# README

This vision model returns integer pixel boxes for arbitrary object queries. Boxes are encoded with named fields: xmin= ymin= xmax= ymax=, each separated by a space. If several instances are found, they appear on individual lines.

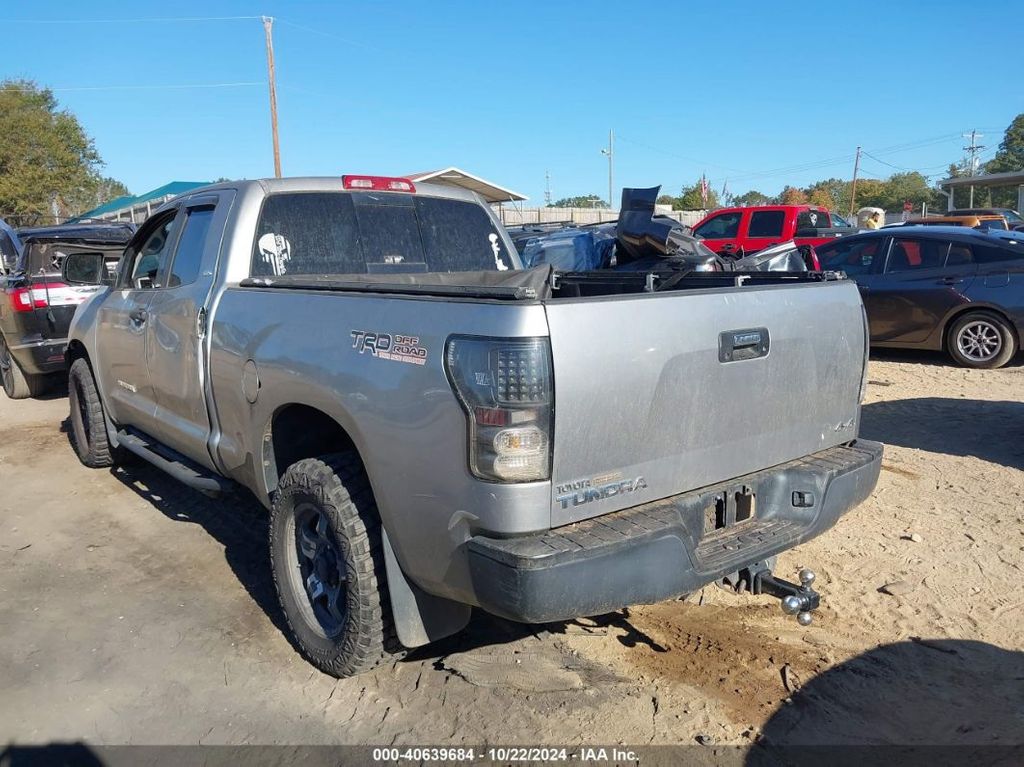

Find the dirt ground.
xmin=1 ymin=350 xmax=1022 ymax=750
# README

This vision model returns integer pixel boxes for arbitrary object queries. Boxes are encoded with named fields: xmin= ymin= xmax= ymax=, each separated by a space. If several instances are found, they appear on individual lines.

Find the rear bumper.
xmin=467 ymin=440 xmax=883 ymax=623
xmin=9 ymin=337 xmax=68 ymax=375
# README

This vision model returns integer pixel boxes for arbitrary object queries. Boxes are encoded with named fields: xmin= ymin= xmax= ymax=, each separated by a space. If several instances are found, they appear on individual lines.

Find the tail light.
xmin=9 ymin=287 xmax=34 ymax=312
xmin=445 ymin=336 xmax=553 ymax=483
xmin=9 ymin=282 xmax=70 ymax=313
xmin=342 ymin=175 xmax=416 ymax=193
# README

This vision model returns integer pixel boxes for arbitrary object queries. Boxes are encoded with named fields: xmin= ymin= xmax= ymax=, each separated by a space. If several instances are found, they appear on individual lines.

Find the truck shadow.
xmin=860 ymin=397 xmax=1024 ymax=470
xmin=405 ymin=607 xmax=668 ymax=666
xmin=103 ymin=458 xmax=292 ymax=639
xmin=747 ymin=638 xmax=1024 ymax=757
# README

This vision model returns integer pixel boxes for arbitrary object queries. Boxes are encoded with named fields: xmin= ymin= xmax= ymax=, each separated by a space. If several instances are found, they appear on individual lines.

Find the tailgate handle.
xmin=719 ymin=327 xmax=770 ymax=362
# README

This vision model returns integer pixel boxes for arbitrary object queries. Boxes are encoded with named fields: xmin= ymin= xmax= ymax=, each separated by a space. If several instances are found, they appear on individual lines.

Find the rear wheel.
xmin=0 ymin=335 xmax=37 ymax=399
xmin=947 ymin=311 xmax=1017 ymax=369
xmin=269 ymin=453 xmax=398 ymax=678
xmin=68 ymin=357 xmax=120 ymax=467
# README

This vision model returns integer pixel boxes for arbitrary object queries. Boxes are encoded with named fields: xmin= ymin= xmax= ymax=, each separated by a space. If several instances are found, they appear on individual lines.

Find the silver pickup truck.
xmin=63 ymin=176 xmax=882 ymax=678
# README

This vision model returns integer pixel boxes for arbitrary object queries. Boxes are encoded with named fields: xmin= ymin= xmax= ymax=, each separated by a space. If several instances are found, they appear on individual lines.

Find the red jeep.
xmin=692 ymin=205 xmax=853 ymax=262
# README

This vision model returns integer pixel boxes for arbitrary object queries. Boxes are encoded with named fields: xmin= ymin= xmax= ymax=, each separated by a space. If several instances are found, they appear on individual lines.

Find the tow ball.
xmin=751 ymin=568 xmax=820 ymax=626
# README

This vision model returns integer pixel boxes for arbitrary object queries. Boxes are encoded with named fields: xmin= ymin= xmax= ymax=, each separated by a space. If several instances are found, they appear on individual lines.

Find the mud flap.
xmin=382 ymin=529 xmax=471 ymax=648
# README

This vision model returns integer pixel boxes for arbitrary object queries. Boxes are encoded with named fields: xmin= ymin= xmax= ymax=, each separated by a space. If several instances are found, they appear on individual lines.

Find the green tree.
xmin=550 ymin=195 xmax=608 ymax=208
xmin=986 ymin=114 xmax=1024 ymax=174
xmin=879 ymin=171 xmax=933 ymax=212
xmin=732 ymin=190 xmax=770 ymax=207
xmin=850 ymin=178 xmax=887 ymax=210
xmin=805 ymin=178 xmax=850 ymax=212
xmin=779 ymin=186 xmax=808 ymax=205
xmin=674 ymin=180 xmax=719 ymax=210
xmin=981 ymin=113 xmax=1024 ymax=207
xmin=0 ymin=80 xmax=127 ymax=224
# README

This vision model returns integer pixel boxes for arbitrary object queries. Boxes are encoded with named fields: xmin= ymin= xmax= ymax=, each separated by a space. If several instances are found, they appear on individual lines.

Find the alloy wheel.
xmin=287 ymin=503 xmax=349 ymax=638
xmin=956 ymin=320 xmax=1002 ymax=363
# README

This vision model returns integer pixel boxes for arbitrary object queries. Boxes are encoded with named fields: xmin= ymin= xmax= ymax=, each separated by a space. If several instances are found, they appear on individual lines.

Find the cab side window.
xmin=128 ymin=213 xmax=179 ymax=289
xmin=693 ymin=211 xmax=741 ymax=239
xmin=165 ymin=206 xmax=215 ymax=287
xmin=885 ymin=238 xmax=946 ymax=273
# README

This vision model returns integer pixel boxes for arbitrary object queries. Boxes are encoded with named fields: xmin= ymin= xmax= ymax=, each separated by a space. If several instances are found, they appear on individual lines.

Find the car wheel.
xmin=68 ymin=357 xmax=121 ymax=467
xmin=0 ymin=335 xmax=37 ymax=399
xmin=947 ymin=311 xmax=1017 ymax=369
xmin=270 ymin=453 xmax=399 ymax=678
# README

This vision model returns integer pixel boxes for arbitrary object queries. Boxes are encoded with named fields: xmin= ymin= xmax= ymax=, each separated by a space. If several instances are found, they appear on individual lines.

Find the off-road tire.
xmin=0 ymin=335 xmax=37 ymax=399
xmin=947 ymin=311 xmax=1017 ymax=369
xmin=270 ymin=453 xmax=398 ymax=678
xmin=68 ymin=357 xmax=120 ymax=467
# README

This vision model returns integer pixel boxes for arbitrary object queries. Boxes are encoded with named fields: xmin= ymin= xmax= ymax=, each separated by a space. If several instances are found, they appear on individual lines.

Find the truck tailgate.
xmin=544 ymin=279 xmax=865 ymax=526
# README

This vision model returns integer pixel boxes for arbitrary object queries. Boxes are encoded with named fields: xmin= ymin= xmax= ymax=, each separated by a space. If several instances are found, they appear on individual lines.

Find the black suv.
xmin=816 ymin=226 xmax=1024 ymax=369
xmin=0 ymin=222 xmax=132 ymax=398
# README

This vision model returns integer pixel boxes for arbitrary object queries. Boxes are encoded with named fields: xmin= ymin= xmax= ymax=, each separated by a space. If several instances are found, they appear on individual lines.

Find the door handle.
xmin=129 ymin=308 xmax=148 ymax=324
xmin=938 ymin=277 xmax=962 ymax=285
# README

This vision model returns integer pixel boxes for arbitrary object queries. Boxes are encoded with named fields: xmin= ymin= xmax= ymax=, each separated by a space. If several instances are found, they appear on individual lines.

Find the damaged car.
xmin=517 ymin=186 xmax=815 ymax=274
xmin=0 ymin=222 xmax=133 ymax=398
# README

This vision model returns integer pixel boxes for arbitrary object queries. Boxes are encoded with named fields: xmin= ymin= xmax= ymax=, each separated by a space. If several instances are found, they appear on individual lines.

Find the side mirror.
xmin=63 ymin=251 xmax=116 ymax=286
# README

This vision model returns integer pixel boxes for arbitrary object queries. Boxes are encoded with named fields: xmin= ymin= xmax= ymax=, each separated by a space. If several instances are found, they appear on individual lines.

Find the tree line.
xmin=0 ymin=80 xmax=129 ymax=226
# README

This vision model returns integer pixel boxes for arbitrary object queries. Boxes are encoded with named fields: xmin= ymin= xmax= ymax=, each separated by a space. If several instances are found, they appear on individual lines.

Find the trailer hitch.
xmin=750 ymin=567 xmax=820 ymax=626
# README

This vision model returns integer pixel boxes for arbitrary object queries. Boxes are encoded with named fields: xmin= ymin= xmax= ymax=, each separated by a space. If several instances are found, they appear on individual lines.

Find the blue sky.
xmin=2 ymin=1 xmax=1020 ymax=205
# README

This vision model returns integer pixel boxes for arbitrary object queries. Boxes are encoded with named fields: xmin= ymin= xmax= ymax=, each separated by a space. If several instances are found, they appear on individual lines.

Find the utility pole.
xmin=600 ymin=129 xmax=614 ymax=210
xmin=544 ymin=170 xmax=552 ymax=207
xmin=848 ymin=146 xmax=861 ymax=218
xmin=262 ymin=16 xmax=282 ymax=178
xmin=962 ymin=129 xmax=985 ymax=207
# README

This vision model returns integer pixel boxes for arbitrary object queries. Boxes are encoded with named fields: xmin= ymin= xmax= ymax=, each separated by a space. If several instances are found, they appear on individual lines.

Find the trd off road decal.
xmin=351 ymin=330 xmax=428 ymax=366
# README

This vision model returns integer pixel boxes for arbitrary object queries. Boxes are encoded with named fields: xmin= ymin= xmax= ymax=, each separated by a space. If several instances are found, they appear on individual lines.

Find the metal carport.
xmin=937 ymin=170 xmax=1024 ymax=211
xmin=406 ymin=167 xmax=527 ymax=204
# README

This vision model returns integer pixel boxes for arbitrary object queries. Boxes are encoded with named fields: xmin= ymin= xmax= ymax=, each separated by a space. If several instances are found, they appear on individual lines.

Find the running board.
xmin=116 ymin=429 xmax=236 ymax=496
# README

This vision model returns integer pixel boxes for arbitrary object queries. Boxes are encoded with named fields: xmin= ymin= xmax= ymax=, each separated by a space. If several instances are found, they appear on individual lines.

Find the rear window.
xmin=973 ymin=243 xmax=1024 ymax=263
xmin=251 ymin=192 xmax=511 ymax=277
xmin=23 ymin=241 xmax=123 ymax=276
xmin=976 ymin=219 xmax=1008 ymax=231
xmin=796 ymin=210 xmax=828 ymax=230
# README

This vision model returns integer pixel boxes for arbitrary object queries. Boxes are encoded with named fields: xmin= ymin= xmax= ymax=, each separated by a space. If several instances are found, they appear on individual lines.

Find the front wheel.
xmin=947 ymin=311 xmax=1017 ymax=369
xmin=68 ymin=357 xmax=121 ymax=467
xmin=269 ymin=453 xmax=398 ymax=678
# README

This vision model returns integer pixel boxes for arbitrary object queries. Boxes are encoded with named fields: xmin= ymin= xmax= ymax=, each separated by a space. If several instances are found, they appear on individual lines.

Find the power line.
xmin=0 ymin=15 xmax=261 ymax=23
xmin=275 ymin=18 xmax=379 ymax=51
xmin=3 ymin=82 xmax=262 ymax=92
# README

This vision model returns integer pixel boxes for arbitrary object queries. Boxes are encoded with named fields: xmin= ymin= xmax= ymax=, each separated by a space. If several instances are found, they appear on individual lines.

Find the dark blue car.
xmin=815 ymin=226 xmax=1024 ymax=368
